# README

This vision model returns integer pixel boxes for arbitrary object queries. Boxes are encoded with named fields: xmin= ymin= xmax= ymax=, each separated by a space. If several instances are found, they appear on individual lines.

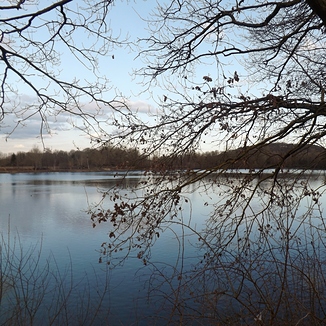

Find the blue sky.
xmin=0 ymin=0 xmax=248 ymax=155
xmin=0 ymin=1 xmax=159 ymax=154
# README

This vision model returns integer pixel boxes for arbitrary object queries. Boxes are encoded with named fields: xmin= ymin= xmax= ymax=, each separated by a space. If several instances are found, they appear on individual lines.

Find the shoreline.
xmin=0 ymin=166 xmax=119 ymax=174
xmin=1 ymin=167 xmax=325 ymax=177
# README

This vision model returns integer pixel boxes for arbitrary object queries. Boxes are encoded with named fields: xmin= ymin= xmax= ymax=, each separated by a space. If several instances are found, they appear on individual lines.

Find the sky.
xmin=0 ymin=1 xmax=160 ymax=154
xmin=0 ymin=0 xmax=247 ymax=156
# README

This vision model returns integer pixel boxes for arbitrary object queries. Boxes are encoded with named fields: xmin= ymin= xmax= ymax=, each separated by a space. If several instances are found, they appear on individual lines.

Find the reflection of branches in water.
xmin=90 ymin=172 xmax=195 ymax=266
xmin=145 ymin=173 xmax=326 ymax=324
xmin=91 ymin=170 xmax=326 ymax=324
xmin=0 ymin=229 xmax=112 ymax=325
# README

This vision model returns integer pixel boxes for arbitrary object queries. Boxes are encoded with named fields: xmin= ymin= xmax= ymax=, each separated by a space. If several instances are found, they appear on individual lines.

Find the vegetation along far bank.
xmin=0 ymin=142 xmax=325 ymax=173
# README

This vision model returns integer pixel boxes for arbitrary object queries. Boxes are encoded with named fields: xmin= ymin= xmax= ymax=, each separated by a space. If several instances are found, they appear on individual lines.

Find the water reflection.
xmin=0 ymin=171 xmax=326 ymax=324
xmin=0 ymin=172 xmax=179 ymax=325
xmin=141 ymin=172 xmax=326 ymax=324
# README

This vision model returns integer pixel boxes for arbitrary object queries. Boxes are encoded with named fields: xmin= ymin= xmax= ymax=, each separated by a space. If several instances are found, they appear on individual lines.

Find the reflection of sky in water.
xmin=0 ymin=171 xmax=325 ymax=324
xmin=0 ymin=172 xmax=209 ymax=324
xmin=0 ymin=172 xmax=152 ymax=324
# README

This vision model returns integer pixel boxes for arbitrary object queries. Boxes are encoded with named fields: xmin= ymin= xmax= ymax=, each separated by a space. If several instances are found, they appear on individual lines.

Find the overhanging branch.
xmin=306 ymin=0 xmax=326 ymax=26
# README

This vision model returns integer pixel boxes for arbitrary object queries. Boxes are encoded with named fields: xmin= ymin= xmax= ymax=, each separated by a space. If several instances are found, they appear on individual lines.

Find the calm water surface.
xmin=1 ymin=171 xmax=326 ymax=325
xmin=0 ymin=172 xmax=206 ymax=325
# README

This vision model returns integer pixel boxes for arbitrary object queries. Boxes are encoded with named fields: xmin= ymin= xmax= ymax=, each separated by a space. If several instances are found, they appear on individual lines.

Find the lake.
xmin=1 ymin=171 xmax=326 ymax=325
xmin=0 ymin=172 xmax=209 ymax=325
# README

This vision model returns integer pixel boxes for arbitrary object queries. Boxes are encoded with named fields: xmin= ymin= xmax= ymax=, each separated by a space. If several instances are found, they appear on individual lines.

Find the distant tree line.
xmin=0 ymin=143 xmax=325 ymax=172
xmin=0 ymin=146 xmax=149 ymax=171
xmin=152 ymin=143 xmax=326 ymax=171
